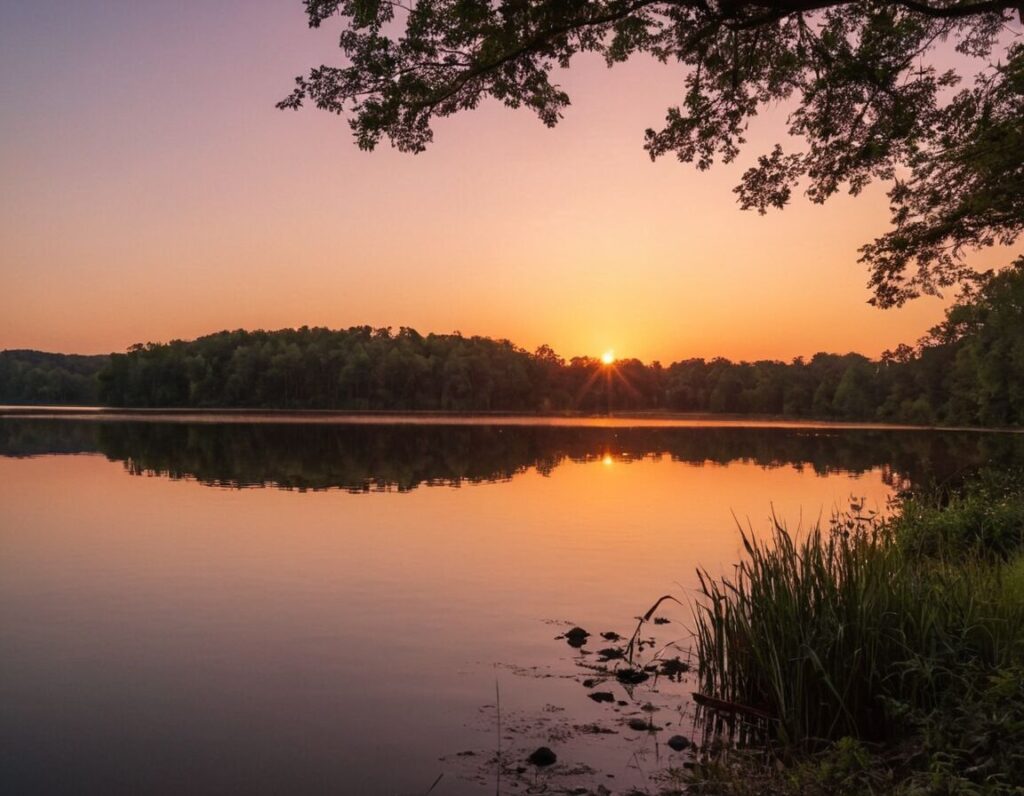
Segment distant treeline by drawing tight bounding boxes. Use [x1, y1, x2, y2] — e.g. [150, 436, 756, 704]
[3, 261, 1023, 426]
[0, 350, 106, 405]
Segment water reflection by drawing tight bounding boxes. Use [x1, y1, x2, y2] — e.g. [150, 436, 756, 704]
[1, 417, 1019, 492]
[2, 417, 1021, 794]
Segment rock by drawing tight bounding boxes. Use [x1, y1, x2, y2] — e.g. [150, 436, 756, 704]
[597, 647, 624, 660]
[588, 691, 615, 703]
[600, 631, 621, 641]
[528, 746, 557, 767]
[653, 616, 671, 625]
[659, 657, 690, 680]
[667, 735, 691, 752]
[582, 678, 600, 688]
[564, 627, 590, 648]
[615, 668, 649, 685]
[627, 718, 661, 732]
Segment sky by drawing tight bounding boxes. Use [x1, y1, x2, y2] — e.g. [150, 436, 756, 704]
[0, 0, 1019, 364]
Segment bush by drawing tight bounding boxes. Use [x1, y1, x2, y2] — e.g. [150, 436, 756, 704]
[892, 471, 1024, 559]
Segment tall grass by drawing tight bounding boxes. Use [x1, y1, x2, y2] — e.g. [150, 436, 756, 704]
[693, 507, 1024, 748]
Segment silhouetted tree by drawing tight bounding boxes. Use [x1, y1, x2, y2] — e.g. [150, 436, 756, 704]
[280, 0, 1023, 305]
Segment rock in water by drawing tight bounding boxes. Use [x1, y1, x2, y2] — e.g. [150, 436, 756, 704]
[564, 627, 590, 647]
[667, 735, 691, 751]
[528, 746, 557, 767]
[588, 691, 615, 703]
[615, 668, 649, 685]
[628, 718, 661, 732]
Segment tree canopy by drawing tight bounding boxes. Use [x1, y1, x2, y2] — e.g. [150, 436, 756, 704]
[54, 259, 1018, 425]
[279, 0, 1023, 305]
[5, 261, 1024, 425]
[0, 350, 106, 405]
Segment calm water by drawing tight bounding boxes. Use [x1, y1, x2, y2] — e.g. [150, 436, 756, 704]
[2, 417, 1020, 794]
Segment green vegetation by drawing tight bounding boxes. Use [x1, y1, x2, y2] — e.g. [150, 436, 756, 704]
[92, 261, 1024, 424]
[0, 350, 106, 405]
[6, 262, 1024, 425]
[687, 473, 1024, 794]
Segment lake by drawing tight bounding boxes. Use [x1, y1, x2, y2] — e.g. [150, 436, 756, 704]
[2, 415, 1021, 794]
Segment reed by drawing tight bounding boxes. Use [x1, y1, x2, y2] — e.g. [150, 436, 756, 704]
[692, 505, 1024, 749]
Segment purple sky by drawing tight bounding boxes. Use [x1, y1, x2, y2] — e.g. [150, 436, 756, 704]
[1, 0, 1019, 361]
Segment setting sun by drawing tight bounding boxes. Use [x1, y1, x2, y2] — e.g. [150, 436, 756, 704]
[601, 350, 615, 365]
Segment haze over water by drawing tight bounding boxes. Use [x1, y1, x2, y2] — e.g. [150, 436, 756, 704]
[2, 417, 1017, 794]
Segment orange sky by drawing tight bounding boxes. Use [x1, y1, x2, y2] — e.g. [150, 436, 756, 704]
[1, 2, 1019, 363]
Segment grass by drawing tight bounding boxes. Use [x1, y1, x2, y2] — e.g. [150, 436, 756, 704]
[686, 471, 1024, 793]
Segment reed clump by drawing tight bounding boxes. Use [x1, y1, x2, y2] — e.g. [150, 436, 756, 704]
[690, 474, 1024, 792]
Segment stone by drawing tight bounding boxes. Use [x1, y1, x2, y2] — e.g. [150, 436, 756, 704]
[615, 668, 649, 685]
[528, 746, 557, 767]
[564, 627, 590, 648]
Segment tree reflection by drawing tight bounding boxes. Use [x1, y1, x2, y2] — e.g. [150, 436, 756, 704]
[1, 419, 1019, 494]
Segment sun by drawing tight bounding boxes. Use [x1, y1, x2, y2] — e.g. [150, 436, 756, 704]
[601, 350, 615, 365]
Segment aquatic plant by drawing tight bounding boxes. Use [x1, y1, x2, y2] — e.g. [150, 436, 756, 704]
[692, 506, 1024, 748]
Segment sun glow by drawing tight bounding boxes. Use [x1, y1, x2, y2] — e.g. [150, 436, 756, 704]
[601, 350, 615, 365]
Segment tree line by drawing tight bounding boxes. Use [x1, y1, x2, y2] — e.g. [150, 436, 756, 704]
[0, 350, 106, 405]
[3, 261, 1023, 426]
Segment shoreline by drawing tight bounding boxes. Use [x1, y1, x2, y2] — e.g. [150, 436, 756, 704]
[1, 405, 1021, 433]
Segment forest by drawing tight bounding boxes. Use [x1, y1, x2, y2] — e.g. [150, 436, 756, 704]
[0, 350, 106, 405]
[3, 261, 1023, 427]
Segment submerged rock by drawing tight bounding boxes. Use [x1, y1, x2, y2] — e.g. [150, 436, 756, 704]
[600, 631, 621, 641]
[528, 746, 557, 767]
[615, 668, 649, 685]
[627, 718, 661, 732]
[564, 627, 590, 648]
[667, 734, 691, 752]
[658, 657, 690, 679]
[588, 691, 615, 703]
